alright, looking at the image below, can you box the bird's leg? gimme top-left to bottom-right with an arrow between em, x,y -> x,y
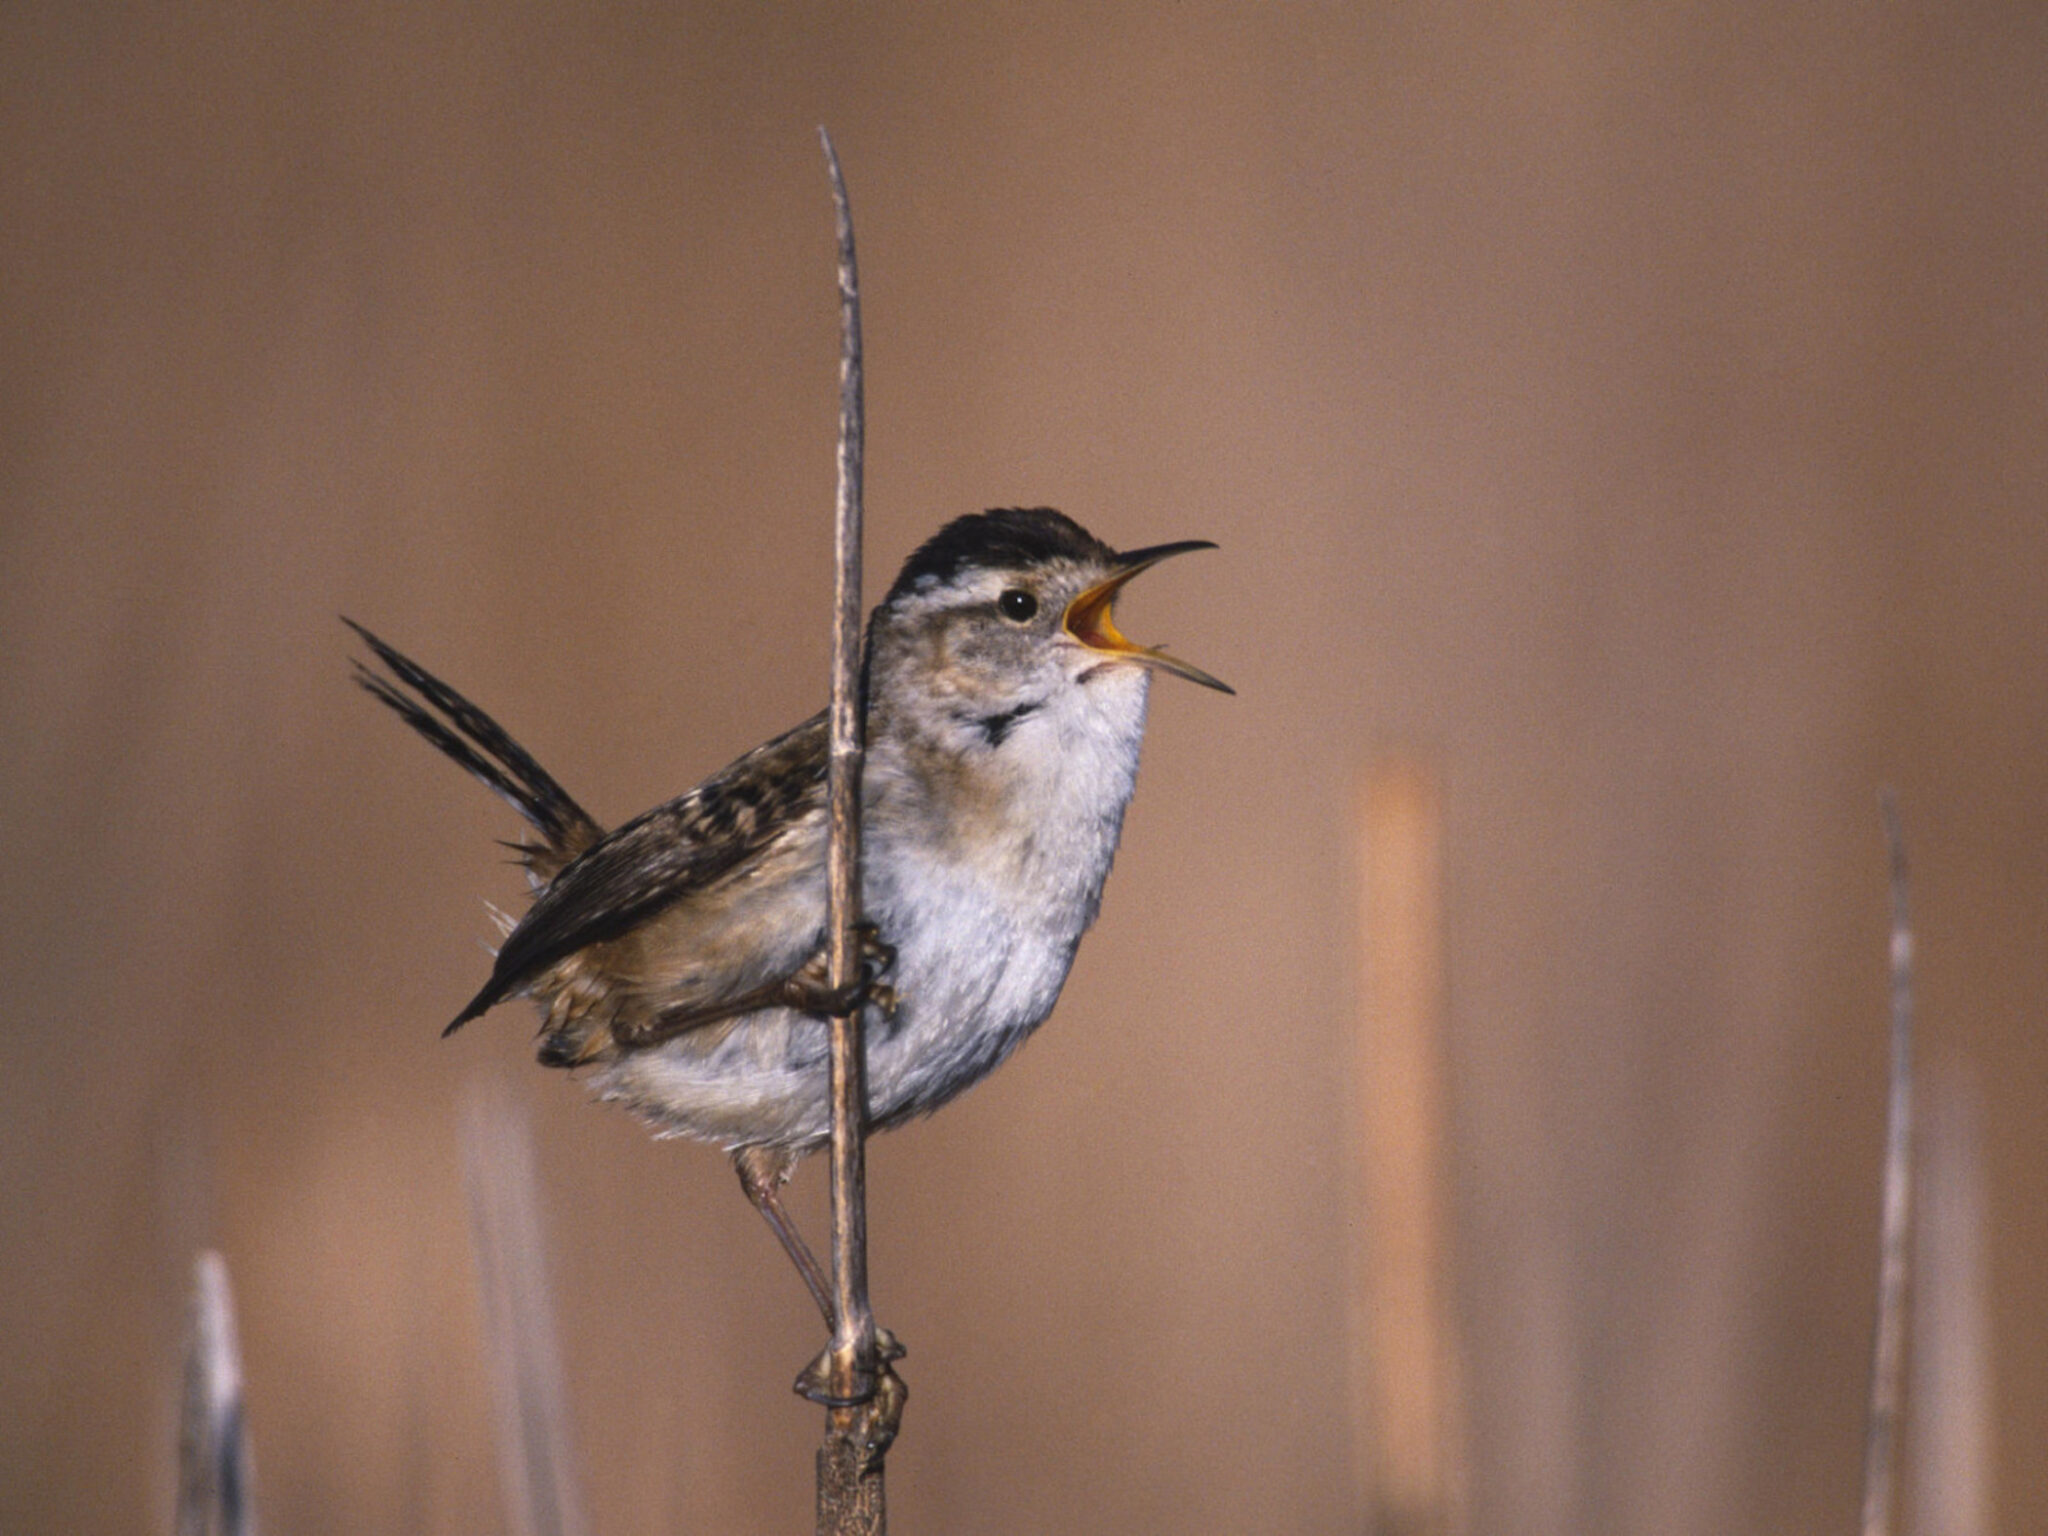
733,936 -> 908,1440
734,1147 -> 909,1440
618,928 -> 897,1050
733,1144 -> 834,1326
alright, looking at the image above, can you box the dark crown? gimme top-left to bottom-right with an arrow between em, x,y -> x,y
885,508 -> 1115,605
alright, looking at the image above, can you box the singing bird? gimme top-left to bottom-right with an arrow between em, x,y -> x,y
351,507 -> 1229,1322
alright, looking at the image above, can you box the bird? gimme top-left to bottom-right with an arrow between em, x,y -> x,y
349,506 -> 1229,1333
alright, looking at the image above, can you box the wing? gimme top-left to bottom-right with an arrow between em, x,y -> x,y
446,711 -> 830,1033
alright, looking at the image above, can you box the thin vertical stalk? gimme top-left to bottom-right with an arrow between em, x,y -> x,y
461,1078 -> 588,1536
1350,763 -> 1467,1536
820,124 -> 874,1399
1859,793 -> 1914,1536
815,127 -> 888,1535
175,1251 -> 257,1536
1907,1065 -> 1992,1536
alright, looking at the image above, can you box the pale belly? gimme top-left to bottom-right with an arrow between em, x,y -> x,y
582,857 -> 1087,1151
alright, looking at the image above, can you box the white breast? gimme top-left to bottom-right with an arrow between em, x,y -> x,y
863,661 -> 1152,1125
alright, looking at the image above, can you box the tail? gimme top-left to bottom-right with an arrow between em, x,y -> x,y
345,619 -> 604,883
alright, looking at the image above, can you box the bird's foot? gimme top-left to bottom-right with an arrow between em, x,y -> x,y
855,922 -> 896,975
793,1327 -> 906,1405
857,923 -> 901,1020
795,1330 -> 908,1468
779,926 -> 899,1021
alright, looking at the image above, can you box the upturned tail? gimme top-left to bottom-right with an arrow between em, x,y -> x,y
345,619 -> 605,886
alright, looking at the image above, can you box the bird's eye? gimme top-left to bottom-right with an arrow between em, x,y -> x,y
998,589 -> 1039,622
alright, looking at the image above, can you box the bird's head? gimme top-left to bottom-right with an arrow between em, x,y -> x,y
864,508 -> 1230,750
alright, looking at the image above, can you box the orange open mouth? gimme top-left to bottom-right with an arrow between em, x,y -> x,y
1062,541 -> 1233,694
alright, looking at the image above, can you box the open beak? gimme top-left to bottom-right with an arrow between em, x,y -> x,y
1062,540 -> 1235,695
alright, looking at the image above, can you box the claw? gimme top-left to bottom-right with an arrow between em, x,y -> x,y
795,1339 -> 909,1468
856,922 -> 897,974
854,1360 -> 908,1469
857,924 -> 899,1020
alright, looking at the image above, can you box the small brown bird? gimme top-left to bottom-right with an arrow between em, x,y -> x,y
351,507 -> 1228,1321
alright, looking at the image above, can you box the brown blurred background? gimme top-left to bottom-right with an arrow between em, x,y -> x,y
4,5 -> 2043,1533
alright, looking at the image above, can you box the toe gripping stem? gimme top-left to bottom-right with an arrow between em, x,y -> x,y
780,923 -> 899,1022
797,1329 -> 908,1468
616,928 -> 898,1051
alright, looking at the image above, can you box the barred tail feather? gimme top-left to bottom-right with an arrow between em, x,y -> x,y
345,619 -> 604,878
